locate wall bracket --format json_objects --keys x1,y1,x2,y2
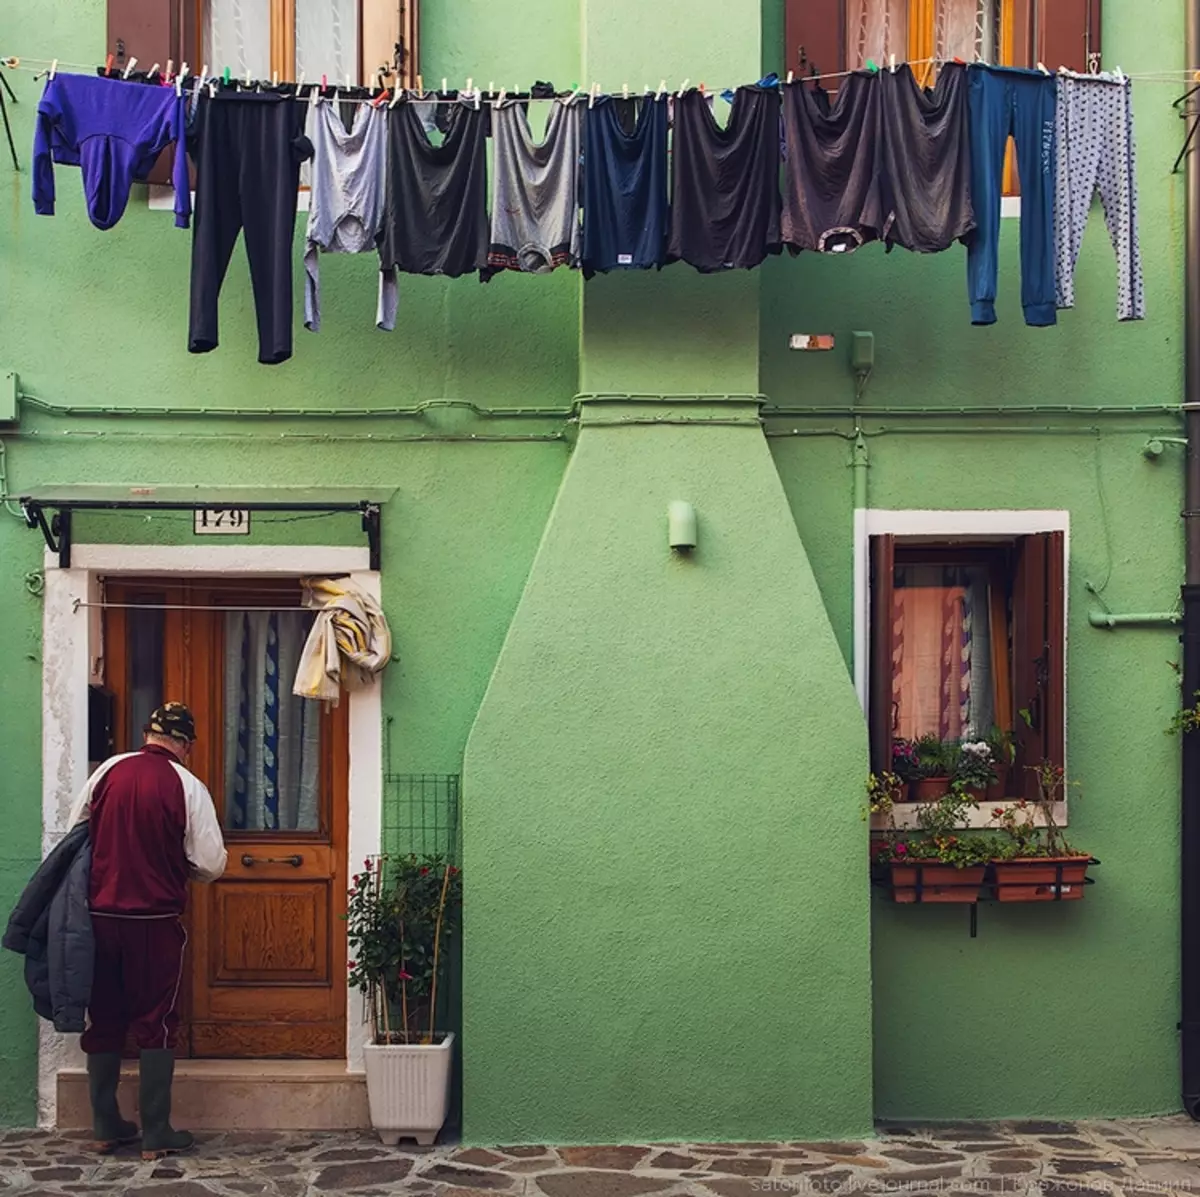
[{"x1": 19, "y1": 497, "x2": 382, "y2": 571}]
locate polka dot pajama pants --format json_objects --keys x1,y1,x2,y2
[{"x1": 1055, "y1": 75, "x2": 1145, "y2": 321}]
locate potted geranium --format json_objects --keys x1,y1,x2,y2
[
  {"x1": 955, "y1": 739, "x2": 998, "y2": 802},
  {"x1": 347, "y1": 854, "x2": 463, "y2": 1145},
  {"x1": 890, "y1": 740, "x2": 921, "y2": 799},
  {"x1": 988, "y1": 762, "x2": 1092, "y2": 902},
  {"x1": 877, "y1": 785, "x2": 993, "y2": 903},
  {"x1": 986, "y1": 727, "x2": 1016, "y2": 800}
]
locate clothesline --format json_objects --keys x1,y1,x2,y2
[{"x1": 2, "y1": 52, "x2": 1185, "y2": 100}]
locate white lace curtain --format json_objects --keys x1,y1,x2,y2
[
  {"x1": 845, "y1": 0, "x2": 997, "y2": 70},
  {"x1": 204, "y1": 0, "x2": 359, "y2": 84}
]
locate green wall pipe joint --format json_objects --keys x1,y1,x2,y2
[{"x1": 1088, "y1": 609, "x2": 1183, "y2": 629}]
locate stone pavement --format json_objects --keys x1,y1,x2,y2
[{"x1": 3, "y1": 1118, "x2": 1200, "y2": 1196}]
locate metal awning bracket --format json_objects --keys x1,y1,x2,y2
[{"x1": 18, "y1": 497, "x2": 380, "y2": 572}]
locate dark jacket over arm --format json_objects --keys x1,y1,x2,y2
[{"x1": 3, "y1": 823, "x2": 93, "y2": 1034}]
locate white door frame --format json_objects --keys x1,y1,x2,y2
[{"x1": 38, "y1": 544, "x2": 382, "y2": 1127}]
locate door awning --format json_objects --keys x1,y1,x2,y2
[{"x1": 18, "y1": 486, "x2": 390, "y2": 570}]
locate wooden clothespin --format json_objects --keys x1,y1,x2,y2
[
  {"x1": 678, "y1": 77, "x2": 690, "y2": 96},
  {"x1": 122, "y1": 56, "x2": 138, "y2": 79},
  {"x1": 441, "y1": 77, "x2": 448, "y2": 95},
  {"x1": 271, "y1": 70, "x2": 279, "y2": 87},
  {"x1": 786, "y1": 70, "x2": 794, "y2": 85},
  {"x1": 487, "y1": 80, "x2": 494, "y2": 96},
  {"x1": 146, "y1": 63, "x2": 160, "y2": 83},
  {"x1": 622, "y1": 82, "x2": 629, "y2": 99},
  {"x1": 176, "y1": 62, "x2": 188, "y2": 96},
  {"x1": 890, "y1": 53, "x2": 897, "y2": 73},
  {"x1": 656, "y1": 79, "x2": 666, "y2": 100},
  {"x1": 165, "y1": 59, "x2": 173, "y2": 83},
  {"x1": 244, "y1": 67, "x2": 252, "y2": 87},
  {"x1": 588, "y1": 82, "x2": 598, "y2": 108},
  {"x1": 48, "y1": 59, "x2": 58, "y2": 81},
  {"x1": 1037, "y1": 61, "x2": 1050, "y2": 75}
]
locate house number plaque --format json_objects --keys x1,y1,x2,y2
[{"x1": 193, "y1": 508, "x2": 251, "y2": 535}]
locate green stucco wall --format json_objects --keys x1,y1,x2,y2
[
  {"x1": 461, "y1": 403, "x2": 873, "y2": 1144},
  {"x1": 757, "y1": 0, "x2": 1185, "y2": 1121},
  {"x1": 0, "y1": 0, "x2": 1187, "y2": 1137}
]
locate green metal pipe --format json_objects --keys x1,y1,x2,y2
[
  {"x1": 1088, "y1": 610, "x2": 1182, "y2": 629},
  {"x1": 764, "y1": 403, "x2": 1185, "y2": 417},
  {"x1": 851, "y1": 431, "x2": 869, "y2": 511},
  {"x1": 19, "y1": 393, "x2": 576, "y2": 420}
]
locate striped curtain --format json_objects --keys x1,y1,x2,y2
[
  {"x1": 892, "y1": 565, "x2": 994, "y2": 741},
  {"x1": 223, "y1": 611, "x2": 322, "y2": 832}
]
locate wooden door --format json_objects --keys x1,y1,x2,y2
[{"x1": 104, "y1": 578, "x2": 349, "y2": 1059}]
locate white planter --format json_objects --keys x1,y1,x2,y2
[{"x1": 362, "y1": 1032, "x2": 455, "y2": 1146}]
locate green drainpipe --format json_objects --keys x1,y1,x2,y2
[{"x1": 1088, "y1": 610, "x2": 1182, "y2": 628}]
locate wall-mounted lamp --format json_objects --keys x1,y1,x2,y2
[{"x1": 668, "y1": 501, "x2": 697, "y2": 553}]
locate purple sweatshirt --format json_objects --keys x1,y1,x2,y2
[{"x1": 33, "y1": 74, "x2": 190, "y2": 230}]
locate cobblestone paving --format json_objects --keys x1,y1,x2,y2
[{"x1": 2, "y1": 1118, "x2": 1200, "y2": 1196}]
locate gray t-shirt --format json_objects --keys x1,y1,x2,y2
[
  {"x1": 483, "y1": 98, "x2": 582, "y2": 280},
  {"x1": 303, "y1": 100, "x2": 390, "y2": 332}
]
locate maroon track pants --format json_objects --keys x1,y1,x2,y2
[{"x1": 81, "y1": 915, "x2": 187, "y2": 1054}]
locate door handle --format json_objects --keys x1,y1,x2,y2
[{"x1": 241, "y1": 853, "x2": 303, "y2": 868}]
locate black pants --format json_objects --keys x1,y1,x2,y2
[{"x1": 188, "y1": 91, "x2": 312, "y2": 365}]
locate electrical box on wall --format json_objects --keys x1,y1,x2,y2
[{"x1": 0, "y1": 371, "x2": 17, "y2": 424}]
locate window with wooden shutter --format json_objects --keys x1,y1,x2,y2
[
  {"x1": 104, "y1": 0, "x2": 420, "y2": 92},
  {"x1": 782, "y1": 0, "x2": 1100, "y2": 195},
  {"x1": 866, "y1": 532, "x2": 1065, "y2": 798},
  {"x1": 1011, "y1": 530, "x2": 1066, "y2": 798},
  {"x1": 869, "y1": 534, "x2": 896, "y2": 775}
]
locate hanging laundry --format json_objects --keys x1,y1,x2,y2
[
  {"x1": 1054, "y1": 74, "x2": 1144, "y2": 321},
  {"x1": 33, "y1": 73, "x2": 190, "y2": 230},
  {"x1": 581, "y1": 94, "x2": 669, "y2": 279},
  {"x1": 484, "y1": 98, "x2": 583, "y2": 280},
  {"x1": 966, "y1": 65, "x2": 1058, "y2": 326},
  {"x1": 303, "y1": 100, "x2": 388, "y2": 332},
  {"x1": 666, "y1": 85, "x2": 782, "y2": 272},
  {"x1": 377, "y1": 98, "x2": 489, "y2": 301},
  {"x1": 781, "y1": 72, "x2": 882, "y2": 254},
  {"x1": 188, "y1": 89, "x2": 313, "y2": 364},
  {"x1": 877, "y1": 63, "x2": 975, "y2": 252}
]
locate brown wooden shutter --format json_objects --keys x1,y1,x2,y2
[
  {"x1": 1037, "y1": 0, "x2": 1101, "y2": 72},
  {"x1": 869, "y1": 534, "x2": 896, "y2": 774},
  {"x1": 1012, "y1": 531, "x2": 1066, "y2": 798},
  {"x1": 784, "y1": 0, "x2": 846, "y2": 79},
  {"x1": 106, "y1": 0, "x2": 199, "y2": 184}
]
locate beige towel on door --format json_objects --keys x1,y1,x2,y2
[{"x1": 293, "y1": 578, "x2": 392, "y2": 703}]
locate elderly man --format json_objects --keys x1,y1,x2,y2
[{"x1": 72, "y1": 702, "x2": 227, "y2": 1159}]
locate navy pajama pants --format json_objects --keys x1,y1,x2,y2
[{"x1": 966, "y1": 65, "x2": 1058, "y2": 327}]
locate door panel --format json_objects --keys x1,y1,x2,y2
[{"x1": 104, "y1": 577, "x2": 348, "y2": 1060}]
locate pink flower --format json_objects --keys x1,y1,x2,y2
[
  {"x1": 398, "y1": 969, "x2": 413, "y2": 981},
  {"x1": 347, "y1": 960, "x2": 356, "y2": 970},
  {"x1": 895, "y1": 843, "x2": 908, "y2": 857}
]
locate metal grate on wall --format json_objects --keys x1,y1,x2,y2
[{"x1": 381, "y1": 773, "x2": 461, "y2": 864}]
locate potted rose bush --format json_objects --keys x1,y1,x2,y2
[
  {"x1": 347, "y1": 854, "x2": 462, "y2": 1144},
  {"x1": 989, "y1": 762, "x2": 1093, "y2": 902}
]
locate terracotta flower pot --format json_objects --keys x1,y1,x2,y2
[
  {"x1": 991, "y1": 856, "x2": 1091, "y2": 902},
  {"x1": 891, "y1": 861, "x2": 985, "y2": 904},
  {"x1": 912, "y1": 777, "x2": 951, "y2": 803}
]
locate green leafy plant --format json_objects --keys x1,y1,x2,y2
[
  {"x1": 891, "y1": 739, "x2": 921, "y2": 783},
  {"x1": 1167, "y1": 690, "x2": 1200, "y2": 736},
  {"x1": 913, "y1": 734, "x2": 959, "y2": 780},
  {"x1": 955, "y1": 740, "x2": 998, "y2": 790},
  {"x1": 865, "y1": 772, "x2": 903, "y2": 822},
  {"x1": 915, "y1": 784, "x2": 979, "y2": 839},
  {"x1": 885, "y1": 833, "x2": 1003, "y2": 868},
  {"x1": 346, "y1": 854, "x2": 463, "y2": 1045},
  {"x1": 987, "y1": 726, "x2": 1017, "y2": 767}
]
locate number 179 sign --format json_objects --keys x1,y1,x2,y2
[{"x1": 193, "y1": 508, "x2": 251, "y2": 535}]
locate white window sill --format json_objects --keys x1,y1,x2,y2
[
  {"x1": 871, "y1": 799, "x2": 1067, "y2": 832},
  {"x1": 147, "y1": 185, "x2": 1020, "y2": 221}
]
